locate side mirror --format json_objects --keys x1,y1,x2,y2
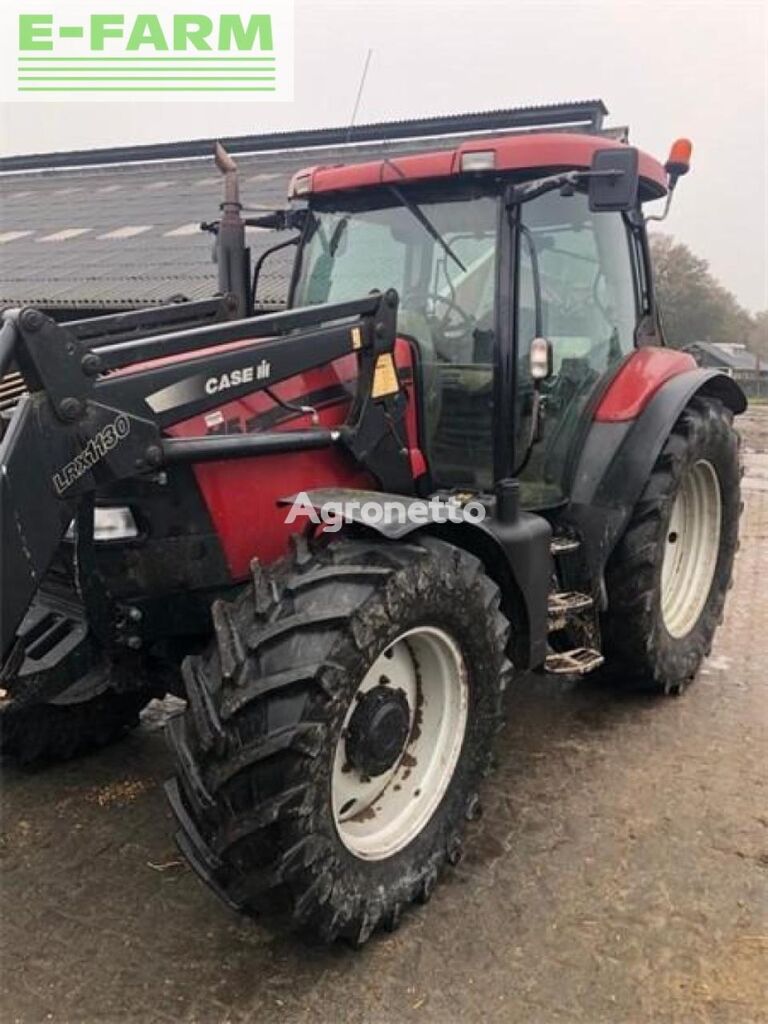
[{"x1": 588, "y1": 147, "x2": 639, "y2": 212}]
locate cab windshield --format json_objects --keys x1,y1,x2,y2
[
  {"x1": 293, "y1": 185, "x2": 499, "y2": 359},
  {"x1": 292, "y1": 184, "x2": 500, "y2": 484}
]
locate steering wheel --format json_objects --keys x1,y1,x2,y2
[{"x1": 425, "y1": 293, "x2": 477, "y2": 359}]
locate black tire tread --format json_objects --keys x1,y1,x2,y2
[
  {"x1": 1, "y1": 690, "x2": 152, "y2": 765},
  {"x1": 167, "y1": 534, "x2": 512, "y2": 944},
  {"x1": 602, "y1": 396, "x2": 741, "y2": 694}
]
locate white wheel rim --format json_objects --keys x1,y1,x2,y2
[
  {"x1": 332, "y1": 626, "x2": 469, "y2": 861},
  {"x1": 661, "y1": 459, "x2": 722, "y2": 639}
]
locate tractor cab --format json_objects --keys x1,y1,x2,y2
[{"x1": 280, "y1": 133, "x2": 668, "y2": 507}]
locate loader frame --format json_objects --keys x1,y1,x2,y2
[{"x1": 0, "y1": 289, "x2": 414, "y2": 671}]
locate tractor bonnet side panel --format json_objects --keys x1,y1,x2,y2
[{"x1": 164, "y1": 340, "x2": 423, "y2": 579}]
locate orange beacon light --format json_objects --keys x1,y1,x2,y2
[{"x1": 665, "y1": 138, "x2": 693, "y2": 182}]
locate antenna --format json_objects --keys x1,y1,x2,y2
[{"x1": 347, "y1": 49, "x2": 373, "y2": 144}]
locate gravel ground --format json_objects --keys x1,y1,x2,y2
[{"x1": 1, "y1": 408, "x2": 767, "y2": 1024}]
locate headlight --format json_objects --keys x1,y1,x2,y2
[
  {"x1": 290, "y1": 172, "x2": 313, "y2": 197},
  {"x1": 460, "y1": 150, "x2": 496, "y2": 172},
  {"x1": 65, "y1": 507, "x2": 140, "y2": 543}
]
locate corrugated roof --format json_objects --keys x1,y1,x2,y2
[
  {"x1": 0, "y1": 101, "x2": 613, "y2": 313},
  {"x1": 690, "y1": 342, "x2": 764, "y2": 372},
  {"x1": 0, "y1": 101, "x2": 608, "y2": 172},
  {"x1": 0, "y1": 136, "x2": 475, "y2": 311}
]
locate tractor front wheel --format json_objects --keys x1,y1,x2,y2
[
  {"x1": 165, "y1": 535, "x2": 512, "y2": 945},
  {"x1": 602, "y1": 396, "x2": 741, "y2": 694}
]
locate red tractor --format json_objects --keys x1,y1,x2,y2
[{"x1": 0, "y1": 107, "x2": 744, "y2": 945}]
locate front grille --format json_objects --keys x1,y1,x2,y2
[
  {"x1": 22, "y1": 610, "x2": 75, "y2": 663},
  {"x1": 0, "y1": 372, "x2": 27, "y2": 416}
]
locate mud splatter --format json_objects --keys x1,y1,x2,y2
[{"x1": 85, "y1": 779, "x2": 150, "y2": 808}]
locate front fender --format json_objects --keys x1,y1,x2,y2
[{"x1": 281, "y1": 487, "x2": 552, "y2": 671}]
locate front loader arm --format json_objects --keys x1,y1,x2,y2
[
  {"x1": 1, "y1": 397, "x2": 77, "y2": 667},
  {"x1": 0, "y1": 289, "x2": 411, "y2": 669}
]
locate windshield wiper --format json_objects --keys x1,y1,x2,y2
[
  {"x1": 328, "y1": 216, "x2": 349, "y2": 256},
  {"x1": 387, "y1": 184, "x2": 467, "y2": 273}
]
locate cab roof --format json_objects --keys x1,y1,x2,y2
[{"x1": 290, "y1": 132, "x2": 668, "y2": 202}]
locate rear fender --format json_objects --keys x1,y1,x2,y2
[
  {"x1": 282, "y1": 488, "x2": 552, "y2": 671},
  {"x1": 566, "y1": 368, "x2": 746, "y2": 591}
]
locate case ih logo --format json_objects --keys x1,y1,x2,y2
[
  {"x1": 0, "y1": 1, "x2": 294, "y2": 102},
  {"x1": 146, "y1": 359, "x2": 272, "y2": 414},
  {"x1": 53, "y1": 415, "x2": 131, "y2": 496},
  {"x1": 205, "y1": 360, "x2": 272, "y2": 396}
]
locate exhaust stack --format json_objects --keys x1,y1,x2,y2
[{"x1": 214, "y1": 143, "x2": 251, "y2": 318}]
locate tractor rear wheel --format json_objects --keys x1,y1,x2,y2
[
  {"x1": 602, "y1": 396, "x2": 741, "y2": 694},
  {"x1": 165, "y1": 535, "x2": 512, "y2": 945}
]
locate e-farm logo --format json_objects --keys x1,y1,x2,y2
[{"x1": 0, "y1": 1, "x2": 294, "y2": 101}]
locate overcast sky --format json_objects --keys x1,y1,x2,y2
[{"x1": 1, "y1": 0, "x2": 766, "y2": 310}]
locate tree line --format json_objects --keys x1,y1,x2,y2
[{"x1": 650, "y1": 234, "x2": 768, "y2": 361}]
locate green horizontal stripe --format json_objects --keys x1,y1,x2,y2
[
  {"x1": 18, "y1": 87, "x2": 277, "y2": 92},
  {"x1": 18, "y1": 76, "x2": 276, "y2": 81},
  {"x1": 18, "y1": 64, "x2": 274, "y2": 68},
  {"x1": 18, "y1": 56, "x2": 276, "y2": 62},
  {"x1": 18, "y1": 63, "x2": 276, "y2": 67}
]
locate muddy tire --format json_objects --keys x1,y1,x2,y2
[
  {"x1": 602, "y1": 396, "x2": 741, "y2": 694},
  {"x1": 165, "y1": 535, "x2": 512, "y2": 945},
  {"x1": 1, "y1": 690, "x2": 152, "y2": 765}
]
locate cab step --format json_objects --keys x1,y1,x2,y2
[
  {"x1": 548, "y1": 590, "x2": 594, "y2": 630},
  {"x1": 545, "y1": 648, "x2": 605, "y2": 676},
  {"x1": 550, "y1": 536, "x2": 580, "y2": 556}
]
